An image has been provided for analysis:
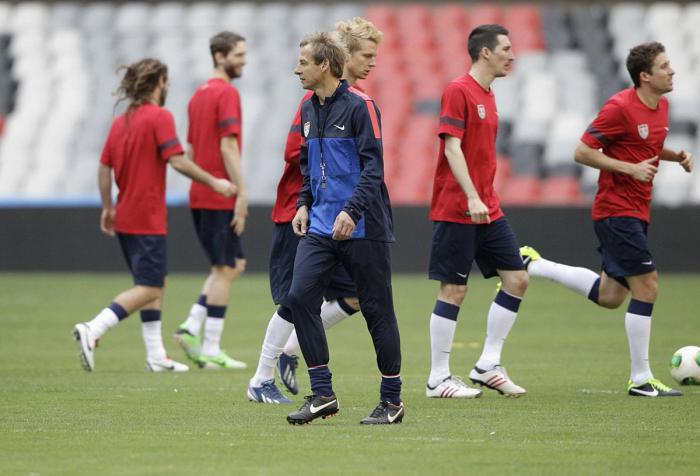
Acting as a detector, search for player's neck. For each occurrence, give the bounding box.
[343,73,358,87]
[468,66,494,91]
[635,87,662,110]
[212,68,232,83]
[314,78,342,105]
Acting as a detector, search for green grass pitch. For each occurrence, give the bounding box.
[1,272,698,475]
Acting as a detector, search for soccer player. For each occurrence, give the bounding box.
[285,32,403,425]
[247,17,383,404]
[174,32,248,370]
[426,24,528,399]
[72,58,237,372]
[519,42,692,397]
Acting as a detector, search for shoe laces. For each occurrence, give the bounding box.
[648,378,673,392]
[368,401,388,418]
[260,380,285,399]
[284,353,299,370]
[448,376,468,388]
[494,365,510,379]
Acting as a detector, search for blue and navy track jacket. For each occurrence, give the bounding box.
[297,80,394,242]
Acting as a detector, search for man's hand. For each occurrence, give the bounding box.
[679,150,694,173]
[292,206,309,237]
[212,178,237,197]
[467,196,490,224]
[629,157,658,182]
[332,211,356,241]
[231,194,248,235]
[100,208,115,236]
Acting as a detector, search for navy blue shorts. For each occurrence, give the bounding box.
[269,223,356,305]
[117,233,167,287]
[191,209,244,267]
[429,218,525,285]
[594,217,655,284]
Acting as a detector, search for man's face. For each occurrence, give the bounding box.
[220,41,247,79]
[294,44,326,90]
[486,34,514,78]
[345,39,378,81]
[645,52,674,93]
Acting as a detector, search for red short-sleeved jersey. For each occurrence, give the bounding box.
[581,88,669,223]
[430,74,503,224]
[271,91,314,223]
[100,104,183,235]
[187,78,242,210]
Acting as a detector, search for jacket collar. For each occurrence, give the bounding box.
[312,79,349,107]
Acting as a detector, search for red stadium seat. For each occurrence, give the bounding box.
[433,4,468,31]
[538,176,584,205]
[499,175,541,205]
[465,5,502,31]
[502,5,541,30]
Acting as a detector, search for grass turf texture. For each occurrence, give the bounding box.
[1,272,698,475]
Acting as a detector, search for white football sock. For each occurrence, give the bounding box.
[283,299,351,356]
[201,317,224,357]
[428,313,457,387]
[250,312,294,387]
[528,257,599,297]
[87,308,119,340]
[141,321,167,361]
[475,301,518,370]
[625,312,653,385]
[184,303,207,336]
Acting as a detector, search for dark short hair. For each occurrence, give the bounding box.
[626,42,666,88]
[210,31,245,66]
[299,32,346,78]
[467,24,509,62]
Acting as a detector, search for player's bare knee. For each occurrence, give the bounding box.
[501,271,529,296]
[438,283,467,305]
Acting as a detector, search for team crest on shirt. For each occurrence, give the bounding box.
[303,121,310,138]
[637,124,649,139]
[477,104,486,119]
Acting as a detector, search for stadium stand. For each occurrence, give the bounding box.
[0,2,698,206]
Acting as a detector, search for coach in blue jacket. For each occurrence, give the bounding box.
[285,32,404,426]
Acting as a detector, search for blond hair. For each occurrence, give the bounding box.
[334,17,383,54]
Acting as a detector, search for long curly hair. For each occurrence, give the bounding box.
[114,58,168,112]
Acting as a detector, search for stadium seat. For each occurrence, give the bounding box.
[539,176,583,205]
[499,175,541,205]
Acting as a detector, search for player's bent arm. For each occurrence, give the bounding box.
[97,164,115,236]
[169,153,236,197]
[444,135,489,222]
[660,148,693,172]
[574,141,658,183]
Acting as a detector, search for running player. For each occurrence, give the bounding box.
[521,42,691,397]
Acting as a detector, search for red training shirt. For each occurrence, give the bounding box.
[580,87,669,223]
[272,90,314,223]
[187,78,242,210]
[430,74,504,224]
[100,103,183,235]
